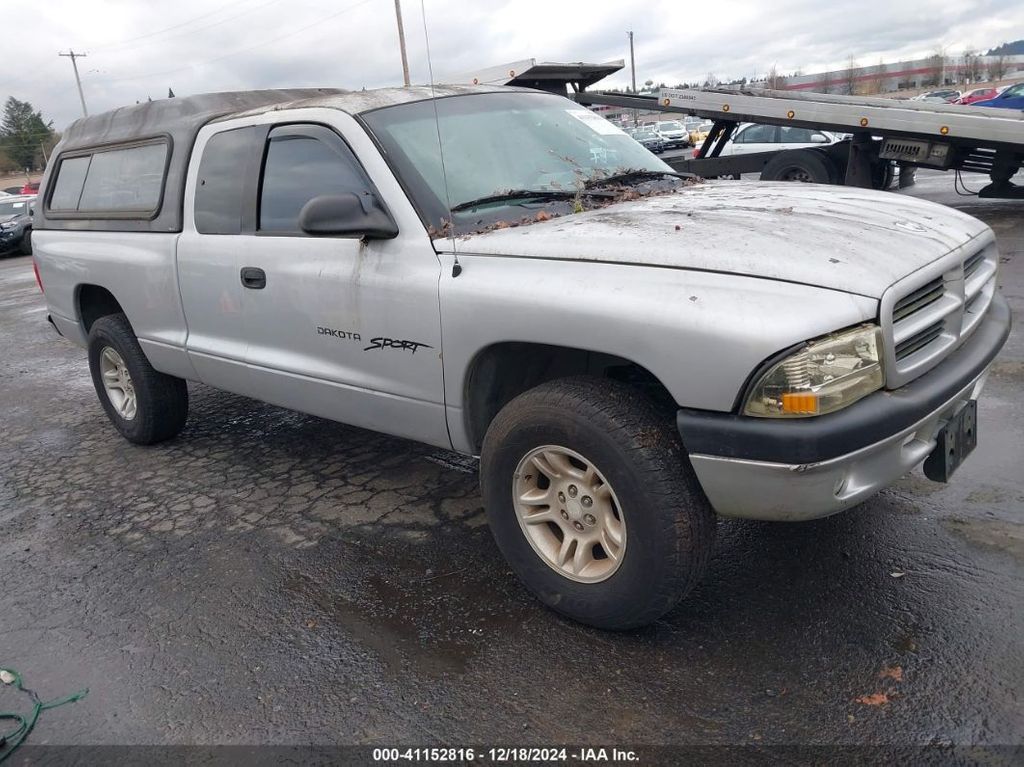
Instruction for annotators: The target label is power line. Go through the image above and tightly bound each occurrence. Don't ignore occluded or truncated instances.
[83,0,378,86]
[89,0,289,55]
[88,0,265,51]
[59,50,89,117]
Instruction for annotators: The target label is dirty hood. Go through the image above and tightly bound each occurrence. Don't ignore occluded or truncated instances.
[450,181,991,299]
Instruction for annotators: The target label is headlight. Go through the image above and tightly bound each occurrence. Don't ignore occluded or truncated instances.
[0,222,16,231]
[743,324,884,418]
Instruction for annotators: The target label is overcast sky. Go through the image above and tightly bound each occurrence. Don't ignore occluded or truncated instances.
[3,0,1023,130]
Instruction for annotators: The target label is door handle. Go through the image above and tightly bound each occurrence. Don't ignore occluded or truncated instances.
[240,266,266,290]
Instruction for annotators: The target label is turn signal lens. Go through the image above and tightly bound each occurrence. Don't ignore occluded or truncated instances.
[782,392,819,414]
[743,325,884,418]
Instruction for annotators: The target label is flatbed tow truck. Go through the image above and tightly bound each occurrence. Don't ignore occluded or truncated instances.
[451,58,1023,198]
[576,87,1024,198]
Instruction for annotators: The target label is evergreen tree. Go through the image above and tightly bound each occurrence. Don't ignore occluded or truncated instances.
[0,97,54,171]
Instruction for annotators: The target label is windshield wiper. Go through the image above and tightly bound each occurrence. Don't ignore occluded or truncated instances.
[583,170,690,189]
[449,189,613,213]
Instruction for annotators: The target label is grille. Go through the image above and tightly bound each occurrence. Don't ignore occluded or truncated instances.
[895,320,944,361]
[892,277,944,322]
[963,251,985,280]
[883,242,998,388]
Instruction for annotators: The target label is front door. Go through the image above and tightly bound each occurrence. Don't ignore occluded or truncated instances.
[236,122,448,447]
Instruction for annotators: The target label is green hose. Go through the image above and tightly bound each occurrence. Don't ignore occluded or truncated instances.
[0,667,88,763]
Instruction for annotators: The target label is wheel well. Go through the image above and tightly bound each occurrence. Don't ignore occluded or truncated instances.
[464,342,676,452]
[77,285,124,333]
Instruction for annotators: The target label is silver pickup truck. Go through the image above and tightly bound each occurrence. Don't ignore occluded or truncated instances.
[34,86,1010,629]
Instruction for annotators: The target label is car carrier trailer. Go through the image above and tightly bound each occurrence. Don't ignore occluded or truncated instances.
[575,87,1024,198]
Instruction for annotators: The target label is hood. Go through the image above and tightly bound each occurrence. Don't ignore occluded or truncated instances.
[449,181,991,299]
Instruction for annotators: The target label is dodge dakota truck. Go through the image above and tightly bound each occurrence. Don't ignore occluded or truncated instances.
[33,86,1010,629]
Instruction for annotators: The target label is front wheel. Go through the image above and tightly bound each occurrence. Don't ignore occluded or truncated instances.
[480,377,716,629]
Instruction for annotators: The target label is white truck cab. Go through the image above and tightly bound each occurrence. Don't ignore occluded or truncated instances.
[33,86,1011,629]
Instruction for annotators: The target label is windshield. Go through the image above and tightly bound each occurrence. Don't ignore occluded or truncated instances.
[363,92,670,231]
[0,200,28,216]
[658,121,684,131]
[1003,83,1024,97]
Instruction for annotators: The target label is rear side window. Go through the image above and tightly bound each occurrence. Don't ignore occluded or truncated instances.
[259,125,371,233]
[49,156,90,210]
[194,127,254,234]
[735,124,776,143]
[780,127,816,142]
[48,140,168,216]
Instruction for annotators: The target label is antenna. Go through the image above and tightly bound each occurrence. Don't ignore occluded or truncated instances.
[419,0,460,276]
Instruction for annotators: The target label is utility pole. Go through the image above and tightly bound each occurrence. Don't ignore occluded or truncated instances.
[393,0,411,87]
[59,50,89,116]
[627,31,638,126]
[628,31,637,94]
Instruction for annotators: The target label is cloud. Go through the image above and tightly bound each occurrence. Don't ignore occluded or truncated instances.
[4,0,1023,130]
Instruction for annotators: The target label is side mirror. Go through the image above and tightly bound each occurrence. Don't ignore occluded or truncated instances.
[298,192,398,239]
[811,134,829,144]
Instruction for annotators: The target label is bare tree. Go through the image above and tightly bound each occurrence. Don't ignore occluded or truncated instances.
[843,56,859,96]
[962,49,983,84]
[704,72,720,88]
[765,64,788,90]
[988,54,1008,82]
[927,47,946,87]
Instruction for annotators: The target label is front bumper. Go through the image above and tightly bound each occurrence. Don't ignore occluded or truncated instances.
[0,227,23,250]
[677,293,1011,521]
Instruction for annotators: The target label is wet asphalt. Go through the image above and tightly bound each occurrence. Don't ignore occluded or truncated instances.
[0,171,1021,755]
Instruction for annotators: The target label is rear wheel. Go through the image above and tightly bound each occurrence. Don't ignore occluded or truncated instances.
[19,229,32,256]
[760,148,839,184]
[480,377,716,629]
[87,313,189,445]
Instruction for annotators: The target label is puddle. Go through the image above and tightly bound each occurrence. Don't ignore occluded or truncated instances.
[284,553,529,677]
[943,517,1024,563]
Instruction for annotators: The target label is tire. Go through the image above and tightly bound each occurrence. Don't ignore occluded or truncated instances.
[872,160,896,190]
[480,377,716,630]
[87,313,188,445]
[760,149,839,184]
[19,229,31,256]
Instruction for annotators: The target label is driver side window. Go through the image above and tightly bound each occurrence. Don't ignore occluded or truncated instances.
[259,125,372,234]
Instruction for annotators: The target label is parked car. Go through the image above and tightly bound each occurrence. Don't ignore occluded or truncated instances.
[953,87,1000,105]
[974,82,1024,110]
[684,117,713,144]
[0,194,34,255]
[629,126,668,154]
[912,89,961,103]
[716,123,838,157]
[33,87,1010,629]
[652,120,691,150]
[20,180,40,195]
